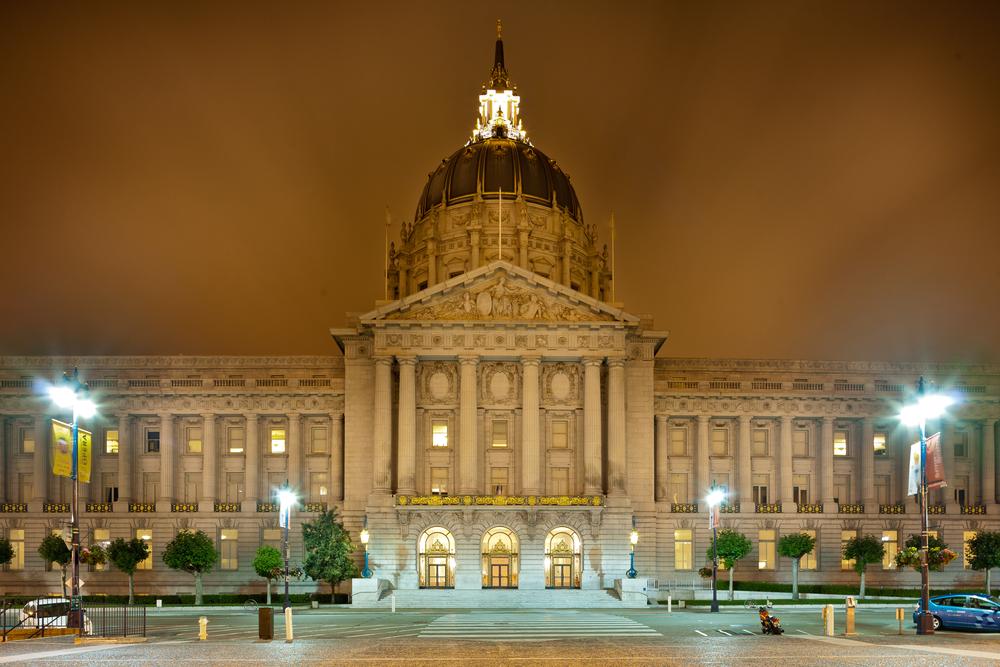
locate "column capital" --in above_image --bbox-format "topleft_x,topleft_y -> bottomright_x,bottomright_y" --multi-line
697,415 -> 711,424
243,412 -> 258,420
656,414 -> 669,424
201,413 -> 215,421
738,414 -> 752,424
396,355 -> 418,366
458,354 -> 479,366
822,415 -> 835,424
606,357 -> 626,368
374,355 -> 394,367
986,418 -> 999,427
582,357 -> 604,368
520,355 -> 541,367
159,412 -> 174,421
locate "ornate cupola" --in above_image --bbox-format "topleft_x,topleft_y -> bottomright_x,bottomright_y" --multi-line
387,22 -> 611,303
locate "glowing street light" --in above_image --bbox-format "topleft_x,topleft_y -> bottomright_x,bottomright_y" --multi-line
900,377 -> 955,636
626,517 -> 639,579
277,486 -> 297,610
360,517 -> 372,578
706,484 -> 727,613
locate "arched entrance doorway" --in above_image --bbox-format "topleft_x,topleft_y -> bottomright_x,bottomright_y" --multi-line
481,527 -> 519,589
418,527 -> 455,589
544,526 -> 582,589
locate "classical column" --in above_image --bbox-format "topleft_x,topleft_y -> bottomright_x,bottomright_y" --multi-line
426,237 -> 437,286
458,355 -> 479,495
0,417 -> 7,503
861,417 -> 875,507
520,356 -> 541,496
330,413 -> 344,501
737,414 -> 752,506
821,416 -> 835,507
32,414 -> 48,504
779,416 -> 794,509
117,414 -> 132,504
201,414 -> 217,505
372,356 -> 393,494
655,415 -> 669,502
696,415 -> 710,502
607,358 -> 627,495
561,237 -> 572,287
469,228 -> 481,270
983,419 -> 997,507
288,413 -> 302,492
244,414 -> 260,505
159,413 -> 174,506
397,356 -> 418,496
582,359 -> 603,495
518,225 -> 529,268
940,419 -> 955,507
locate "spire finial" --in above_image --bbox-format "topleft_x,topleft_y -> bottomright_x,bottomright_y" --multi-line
497,19 -> 502,40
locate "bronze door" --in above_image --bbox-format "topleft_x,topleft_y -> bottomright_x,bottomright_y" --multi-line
552,557 -> 573,588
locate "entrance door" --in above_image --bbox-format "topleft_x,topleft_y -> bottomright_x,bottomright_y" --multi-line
426,557 -> 449,588
490,557 -> 510,588
551,557 -> 573,588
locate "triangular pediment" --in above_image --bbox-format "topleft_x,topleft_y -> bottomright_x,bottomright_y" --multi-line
359,261 -> 639,326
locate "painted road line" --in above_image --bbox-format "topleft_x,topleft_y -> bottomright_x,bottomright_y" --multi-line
716,629 -> 732,636
795,629 -> 810,635
694,630 -> 708,636
0,644 -> 128,663
741,629 -> 755,635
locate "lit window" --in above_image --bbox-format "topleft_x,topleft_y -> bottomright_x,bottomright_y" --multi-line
793,430 -> 809,457
882,530 -> 898,570
674,529 -> 693,570
551,420 -> 568,449
669,473 -> 688,504
432,421 -> 448,448
492,420 -> 508,448
21,433 -> 35,454
834,430 -> 848,456
146,431 -> 160,454
270,429 -> 286,454
964,531 -> 977,569
310,427 -> 329,454
309,472 -> 328,503
801,530 -> 817,570
490,467 -> 509,495
430,467 -> 449,495
752,429 -> 768,456
758,530 -> 775,570
550,468 -> 569,495
228,427 -> 245,454
841,530 -> 856,570
670,428 -> 686,456
137,529 -> 153,570
105,430 -> 119,455
873,431 -> 887,456
187,427 -> 202,454
220,529 -> 238,570
711,428 -> 729,456
9,529 -> 24,570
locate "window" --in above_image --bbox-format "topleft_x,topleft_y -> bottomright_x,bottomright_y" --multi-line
669,473 -> 688,504
228,427 -> 245,454
17,474 -> 32,504
225,473 -> 245,504
711,428 -> 729,456
882,530 -> 898,570
833,430 -> 848,457
432,421 -> 448,448
270,428 -> 286,454
834,474 -> 851,504
873,431 -> 887,456
183,472 -> 201,503
550,420 -> 567,449
146,430 -> 160,454
220,529 -> 238,570
102,472 -> 119,503
758,530 -> 775,570
793,429 -> 809,457
964,531 -> 977,569
875,475 -> 891,505
674,529 -> 693,570
670,428 -> 687,456
186,427 -> 202,454
430,467 -> 449,495
309,472 -> 328,503
137,529 -> 153,570
142,472 -> 159,504
752,474 -> 769,505
550,468 -> 569,496
793,475 -> 809,505
954,431 -> 968,458
105,430 -> 119,455
92,529 -> 110,571
8,529 -> 24,570
310,426 -> 329,454
752,429 -> 768,456
262,528 -> 282,547
801,530 -> 817,570
954,478 -> 968,506
491,467 -> 509,495
21,432 -> 35,454
841,530 -> 857,570
492,420 -> 509,448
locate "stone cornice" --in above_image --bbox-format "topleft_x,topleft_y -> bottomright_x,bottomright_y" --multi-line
0,355 -> 343,370
655,395 -> 1000,420
655,357 -> 1000,375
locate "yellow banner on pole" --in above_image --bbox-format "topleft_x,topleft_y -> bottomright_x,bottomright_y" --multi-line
78,428 -> 92,484
51,420 -> 73,478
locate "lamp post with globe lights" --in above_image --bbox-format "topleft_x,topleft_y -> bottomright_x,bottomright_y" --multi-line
360,518 -> 372,578
899,377 -> 955,636
277,487 -> 297,611
706,485 -> 726,613
626,516 -> 638,579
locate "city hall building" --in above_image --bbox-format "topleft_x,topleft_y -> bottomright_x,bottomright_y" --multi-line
0,31 -> 997,604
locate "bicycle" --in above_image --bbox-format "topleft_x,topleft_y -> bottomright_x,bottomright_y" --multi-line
744,598 -> 773,610
243,599 -> 259,612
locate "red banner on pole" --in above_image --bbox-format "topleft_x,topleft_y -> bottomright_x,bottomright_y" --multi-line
925,432 -> 946,490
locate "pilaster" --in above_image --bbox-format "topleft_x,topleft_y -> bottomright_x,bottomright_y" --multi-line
583,358 -> 603,496
520,355 -> 541,496
397,356 -> 418,496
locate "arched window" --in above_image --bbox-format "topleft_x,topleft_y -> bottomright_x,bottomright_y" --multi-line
418,527 -> 455,589
481,527 -> 519,589
544,526 -> 582,589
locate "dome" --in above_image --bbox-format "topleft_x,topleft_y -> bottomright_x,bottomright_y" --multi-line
415,138 -> 582,223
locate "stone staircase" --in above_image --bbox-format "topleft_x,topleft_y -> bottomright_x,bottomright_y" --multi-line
352,587 -> 648,609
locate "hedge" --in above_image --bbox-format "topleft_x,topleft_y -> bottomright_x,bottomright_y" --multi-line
0,592 -> 350,606
728,581 -> 986,597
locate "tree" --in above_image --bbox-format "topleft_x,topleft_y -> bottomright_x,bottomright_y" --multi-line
162,530 -> 218,605
895,533 -> 957,572
0,538 -> 14,569
81,544 -> 108,570
704,529 -> 752,601
254,546 -> 283,605
302,508 -> 359,602
966,531 -> 1000,595
777,532 -> 816,600
107,538 -> 150,604
38,534 -> 72,597
842,534 -> 884,599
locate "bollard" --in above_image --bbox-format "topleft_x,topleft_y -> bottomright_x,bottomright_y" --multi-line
284,607 -> 294,643
823,604 -> 834,636
258,607 -> 274,641
156,599 -> 163,608
896,607 -> 905,635
198,616 -> 208,641
391,592 -> 396,613
845,606 -> 856,636
667,595 -> 672,613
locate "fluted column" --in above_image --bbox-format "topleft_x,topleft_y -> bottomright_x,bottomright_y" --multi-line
583,359 -> 603,495
32,415 -> 48,504
117,414 -> 132,504
983,419 -> 996,506
244,414 -> 260,504
780,416 -> 793,509
737,414 -> 752,505
372,356 -> 393,494
940,419 -> 955,506
201,414 -> 217,503
861,417 -> 875,506
655,415 -> 669,502
521,356 -> 541,495
330,413 -> 343,501
159,413 -> 174,506
288,413 -> 302,492
397,356 -> 418,496
458,355 -> 479,495
821,416 -> 835,507
696,415 -> 710,501
607,358 -> 627,495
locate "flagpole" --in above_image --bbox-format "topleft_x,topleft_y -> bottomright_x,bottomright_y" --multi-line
498,187 -> 503,262
610,212 -> 616,303
384,206 -> 391,300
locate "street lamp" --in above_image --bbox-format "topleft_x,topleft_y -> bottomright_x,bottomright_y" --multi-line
706,485 -> 727,614
626,516 -> 639,579
899,376 -> 955,636
360,517 -> 372,578
47,369 -> 96,634
277,487 -> 297,611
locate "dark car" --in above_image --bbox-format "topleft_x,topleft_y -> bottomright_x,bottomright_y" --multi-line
913,594 -> 1000,631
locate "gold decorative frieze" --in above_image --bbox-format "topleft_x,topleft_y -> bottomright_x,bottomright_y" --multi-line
928,504 -> 946,515
755,503 -> 781,514
797,503 -> 823,514
257,502 -> 278,513
671,503 -> 699,513
720,503 -> 740,514
838,504 -> 865,514
129,503 -> 155,513
879,504 -> 905,514
961,505 -> 986,515
303,502 -> 327,513
86,503 -> 113,513
0,503 -> 27,513
214,502 -> 241,513
396,495 -> 602,507
171,503 -> 198,513
43,503 -> 70,513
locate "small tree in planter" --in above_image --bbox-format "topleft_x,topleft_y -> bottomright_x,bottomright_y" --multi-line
704,529 -> 752,601
0,538 -> 14,569
107,538 -> 150,604
302,509 -> 359,603
254,546 -> 283,605
777,532 -> 816,600
162,530 -> 218,605
895,533 -> 957,573
38,534 -> 72,597
964,531 -> 1000,594
842,534 -> 884,599
81,544 -> 108,570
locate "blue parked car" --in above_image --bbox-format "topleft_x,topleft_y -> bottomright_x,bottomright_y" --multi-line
913,594 -> 1000,631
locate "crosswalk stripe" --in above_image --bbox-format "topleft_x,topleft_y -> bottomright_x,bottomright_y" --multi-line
742,629 -> 755,635
694,630 -> 708,636
717,629 -> 732,636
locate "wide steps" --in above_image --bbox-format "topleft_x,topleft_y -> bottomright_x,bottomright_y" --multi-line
353,587 -> 646,609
